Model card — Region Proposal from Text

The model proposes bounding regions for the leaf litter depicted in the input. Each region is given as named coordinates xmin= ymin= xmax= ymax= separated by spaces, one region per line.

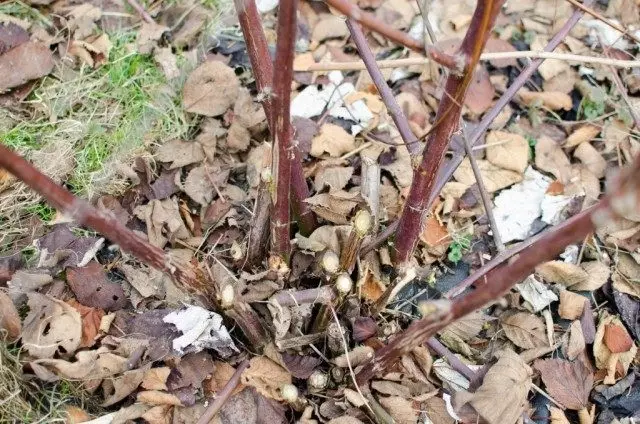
xmin=1 ymin=0 xmax=640 ymax=423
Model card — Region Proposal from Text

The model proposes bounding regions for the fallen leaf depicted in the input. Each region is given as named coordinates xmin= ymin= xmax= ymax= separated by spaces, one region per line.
xmin=485 ymin=131 xmax=529 ymax=173
xmin=0 ymin=290 xmax=20 ymax=342
xmin=184 ymin=165 xmax=229 ymax=206
xmin=314 ymin=166 xmax=354 ymax=191
xmin=155 ymin=139 xmax=205 ymax=169
xmin=67 ymin=299 xmax=104 ymax=348
xmin=66 ymin=262 xmax=128 ymax=312
xmin=535 ymin=136 xmax=572 ymax=183
xmin=241 ymin=356 xmax=292 ymax=401
xmin=141 ymin=405 xmax=172 ymax=424
xmin=136 ymin=22 xmax=169 ymax=54
xmin=22 ymin=293 xmax=82 ymax=359
xmin=534 ymin=358 xmax=593 ymax=410
xmin=465 ymin=66 xmax=495 ymax=115
xmin=281 ymin=352 xmax=322 ymax=379
xmin=305 ymin=191 xmax=361 ymax=224
xmin=549 ymin=407 xmax=571 ymax=424
xmin=120 ymin=263 xmax=164 ymax=299
xmin=453 ymin=158 xmax=522 ymax=192
xmin=420 ymin=215 xmax=451 ymax=251
xmin=519 ymin=90 xmax=573 ymax=110
xmin=226 ymin=121 xmax=251 ymax=153
xmin=378 ymin=396 xmax=417 ymax=424
xmin=0 ymin=41 xmax=54 ymax=91
xmin=501 ymin=312 xmax=548 ymax=349
xmin=570 ymin=261 xmax=610 ymax=291
xmin=574 ymin=142 xmax=607 ymax=179
xmin=163 ymin=305 xmax=238 ymax=357
xmin=515 ymin=275 xmax=558 ymax=313
xmin=558 ymin=290 xmax=587 ymax=320
xmin=613 ymin=290 xmax=640 ymax=339
xmin=423 ymin=396 xmax=455 ymax=424
xmin=32 ymin=349 xmax=128 ymax=380
xmin=64 ymin=406 xmax=90 ymax=423
xmin=142 ymin=367 xmax=172 ymax=391
xmin=564 ymin=125 xmax=601 ymax=149
xmin=183 ymin=61 xmax=240 ymax=116
xmin=66 ymin=3 xmax=101 ymax=39
xmin=134 ymin=198 xmax=191 ymax=248
xmin=166 ymin=351 xmax=214 ymax=391
xmin=593 ymin=314 xmax=637 ymax=381
xmin=205 ymin=360 xmax=244 ymax=396
xmin=566 ymin=320 xmax=586 ymax=360
xmin=453 ymin=349 xmax=532 ymax=424
xmin=536 ymin=261 xmax=588 ymax=287
xmin=484 ymin=37 xmax=517 ymax=67
xmin=154 ymin=47 xmax=180 ymax=80
xmin=311 ymin=124 xmax=356 ymax=158
xmin=311 ymin=14 xmax=349 ymax=43
xmin=217 ymin=387 xmax=287 ymax=424
xmin=102 ymin=369 xmax=145 ymax=406
xmin=137 ymin=390 xmax=183 ymax=406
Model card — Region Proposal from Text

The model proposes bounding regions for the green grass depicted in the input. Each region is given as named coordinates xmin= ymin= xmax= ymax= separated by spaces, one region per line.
xmin=578 ymin=97 xmax=606 ymax=121
xmin=24 ymin=202 xmax=55 ymax=222
xmin=448 ymin=234 xmax=473 ymax=264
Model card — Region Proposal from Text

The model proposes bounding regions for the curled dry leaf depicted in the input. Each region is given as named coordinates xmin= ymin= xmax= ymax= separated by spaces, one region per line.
xmin=574 ymin=142 xmax=607 ymax=179
xmin=102 ymin=369 xmax=145 ymax=406
xmin=155 ymin=139 xmax=205 ymax=169
xmin=22 ymin=293 xmax=82 ymax=359
xmin=0 ymin=290 xmax=21 ymax=342
xmin=137 ymin=390 xmax=183 ymax=406
xmin=311 ymin=124 xmax=356 ymax=158
xmin=558 ymin=290 xmax=587 ymax=320
xmin=378 ymin=396 xmax=418 ymax=424
xmin=501 ymin=312 xmax=548 ymax=349
xmin=536 ymin=261 xmax=588 ymax=287
xmin=32 ymin=349 xmax=128 ymax=380
xmin=311 ymin=14 xmax=349 ymax=43
xmin=534 ymin=358 xmax=593 ymax=410
xmin=0 ymin=42 xmax=54 ymax=92
xmin=535 ymin=136 xmax=572 ymax=183
xmin=593 ymin=314 xmax=637 ymax=382
xmin=453 ymin=158 xmax=522 ymax=192
xmin=453 ymin=349 xmax=532 ymax=424
xmin=570 ymin=261 xmax=611 ymax=291
xmin=142 ymin=367 xmax=171 ymax=391
xmin=241 ymin=356 xmax=292 ymax=401
xmin=67 ymin=299 xmax=104 ymax=348
xmin=485 ymin=131 xmax=529 ymax=174
xmin=515 ymin=275 xmax=558 ymax=313
xmin=519 ymin=90 xmax=573 ymax=111
xmin=564 ymin=125 xmax=601 ymax=149
xmin=183 ymin=61 xmax=240 ymax=116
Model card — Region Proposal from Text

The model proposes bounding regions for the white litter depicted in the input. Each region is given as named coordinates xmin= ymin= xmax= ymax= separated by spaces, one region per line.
xmin=516 ymin=274 xmax=558 ymax=312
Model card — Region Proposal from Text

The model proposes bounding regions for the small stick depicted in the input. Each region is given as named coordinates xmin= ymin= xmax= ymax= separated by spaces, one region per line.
xmin=245 ymin=170 xmax=272 ymax=266
xmin=324 ymin=0 xmax=459 ymax=70
xmin=125 ymin=0 xmax=154 ymax=24
xmin=271 ymin=286 xmax=336 ymax=307
xmin=340 ymin=209 xmax=373 ymax=272
xmin=293 ymin=50 xmax=640 ymax=72
xmin=425 ymin=337 xmax=476 ymax=380
xmin=460 ymin=124 xmax=505 ymax=252
xmin=360 ymin=156 xmax=381 ymax=229
xmin=346 ymin=18 xmax=422 ymax=157
xmin=600 ymin=38 xmax=640 ymax=129
xmin=197 ymin=359 xmax=250 ymax=424
xmin=564 ymin=0 xmax=640 ymax=45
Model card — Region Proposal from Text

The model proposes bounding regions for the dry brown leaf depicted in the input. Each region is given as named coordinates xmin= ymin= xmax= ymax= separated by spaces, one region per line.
xmin=315 ymin=166 xmax=354 ymax=191
xmin=378 ymin=396 xmax=417 ymax=424
xmin=501 ymin=312 xmax=548 ymax=349
xmin=441 ymin=310 xmax=490 ymax=341
xmin=206 ymin=361 xmax=245 ymax=396
xmin=327 ymin=418 xmax=365 ymax=424
xmin=519 ymin=90 xmax=573 ymax=110
xmin=536 ymin=261 xmax=588 ymax=287
xmin=570 ymin=261 xmax=611 ymax=291
xmin=134 ymin=198 xmax=191 ymax=248
xmin=184 ymin=165 xmax=229 ymax=206
xmin=549 ymin=406 xmax=571 ymax=424
xmin=484 ymin=37 xmax=517 ymax=67
xmin=0 ymin=290 xmax=20 ymax=342
xmin=226 ymin=121 xmax=251 ymax=153
xmin=0 ymin=41 xmax=54 ymax=91
xmin=137 ymin=390 xmax=183 ymax=406
xmin=593 ymin=314 xmax=637 ymax=379
xmin=612 ymin=272 xmax=640 ymax=299
xmin=381 ymin=146 xmax=413 ymax=187
xmin=155 ymin=139 xmax=205 ymax=169
xmin=574 ymin=142 xmax=607 ymax=179
xmin=305 ymin=191 xmax=361 ymax=224
xmin=453 ymin=349 xmax=532 ymax=424
xmin=311 ymin=124 xmax=356 ymax=158
xmin=141 ymin=405 xmax=172 ymax=424
xmin=566 ymin=320 xmax=586 ymax=360
xmin=534 ymin=358 xmax=593 ymax=410
xmin=66 ymin=262 xmax=127 ymax=312
xmin=564 ymin=125 xmax=601 ymax=149
xmin=423 ymin=396 xmax=454 ymax=424
xmin=453 ymin=158 xmax=522 ymax=192
xmin=22 ymin=293 xmax=82 ymax=359
xmin=136 ymin=22 xmax=168 ymax=54
xmin=311 ymin=14 xmax=349 ymax=43
xmin=535 ymin=136 xmax=572 ymax=183
xmin=142 ymin=367 xmax=172 ymax=391
xmin=183 ymin=61 xmax=240 ymax=116
xmin=419 ymin=216 xmax=450 ymax=251
xmin=241 ymin=356 xmax=292 ymax=401
xmin=64 ymin=406 xmax=90 ymax=423
xmin=67 ymin=299 xmax=104 ymax=348
xmin=558 ymin=290 xmax=586 ymax=320
xmin=601 ymin=119 xmax=628 ymax=154
xmin=33 ymin=349 xmax=128 ymax=380
xmin=465 ymin=66 xmax=495 ymax=115
xmin=102 ymin=369 xmax=145 ymax=406
xmin=485 ymin=131 xmax=529 ymax=173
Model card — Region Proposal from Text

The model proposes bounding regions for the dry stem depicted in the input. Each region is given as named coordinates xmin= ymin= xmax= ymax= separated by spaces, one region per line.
xmin=393 ymin=0 xmax=504 ymax=267
xmin=197 ymin=359 xmax=249 ymax=424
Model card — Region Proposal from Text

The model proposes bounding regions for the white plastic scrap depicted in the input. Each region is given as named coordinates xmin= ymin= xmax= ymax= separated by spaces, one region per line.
xmin=516 ymin=274 xmax=558 ymax=313
xmin=163 ymin=305 xmax=238 ymax=357
xmin=256 ymin=0 xmax=279 ymax=13
xmin=541 ymin=194 xmax=573 ymax=225
xmin=493 ymin=167 xmax=551 ymax=243
xmin=290 ymin=71 xmax=373 ymax=134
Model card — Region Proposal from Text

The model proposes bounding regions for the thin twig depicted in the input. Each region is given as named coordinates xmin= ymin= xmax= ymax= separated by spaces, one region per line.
xmin=346 ymin=18 xmax=422 ymax=156
xmin=460 ymin=124 xmax=505 ymax=252
xmin=294 ymin=50 xmax=640 ymax=72
xmin=600 ymin=40 xmax=640 ymax=129
xmin=125 ymin=0 xmax=154 ymax=24
xmin=359 ymin=0 xmax=594 ymax=256
xmin=356 ymin=152 xmax=640 ymax=383
xmin=564 ymin=0 xmax=640 ymax=45
xmin=324 ymin=0 xmax=460 ymax=71
xmin=197 ymin=360 xmax=250 ymax=424
xmin=425 ymin=337 xmax=476 ymax=380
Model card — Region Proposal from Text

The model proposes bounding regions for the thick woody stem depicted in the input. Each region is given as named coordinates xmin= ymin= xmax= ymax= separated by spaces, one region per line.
xmin=324 ymin=0 xmax=458 ymax=69
xmin=197 ymin=359 xmax=250 ymax=424
xmin=392 ymin=0 xmax=503 ymax=267
xmin=246 ymin=173 xmax=271 ymax=266
xmin=234 ymin=0 xmax=317 ymax=236
xmin=347 ymin=18 xmax=421 ymax=156
xmin=0 ymin=145 xmax=213 ymax=301
xmin=270 ymin=0 xmax=298 ymax=260
xmin=356 ymin=153 xmax=640 ymax=383
xmin=271 ymin=286 xmax=336 ymax=306
xmin=361 ymin=0 xmax=589 ymax=257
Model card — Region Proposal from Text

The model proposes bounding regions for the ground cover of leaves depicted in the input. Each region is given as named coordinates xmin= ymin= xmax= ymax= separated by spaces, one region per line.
xmin=0 ymin=0 xmax=639 ymax=423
